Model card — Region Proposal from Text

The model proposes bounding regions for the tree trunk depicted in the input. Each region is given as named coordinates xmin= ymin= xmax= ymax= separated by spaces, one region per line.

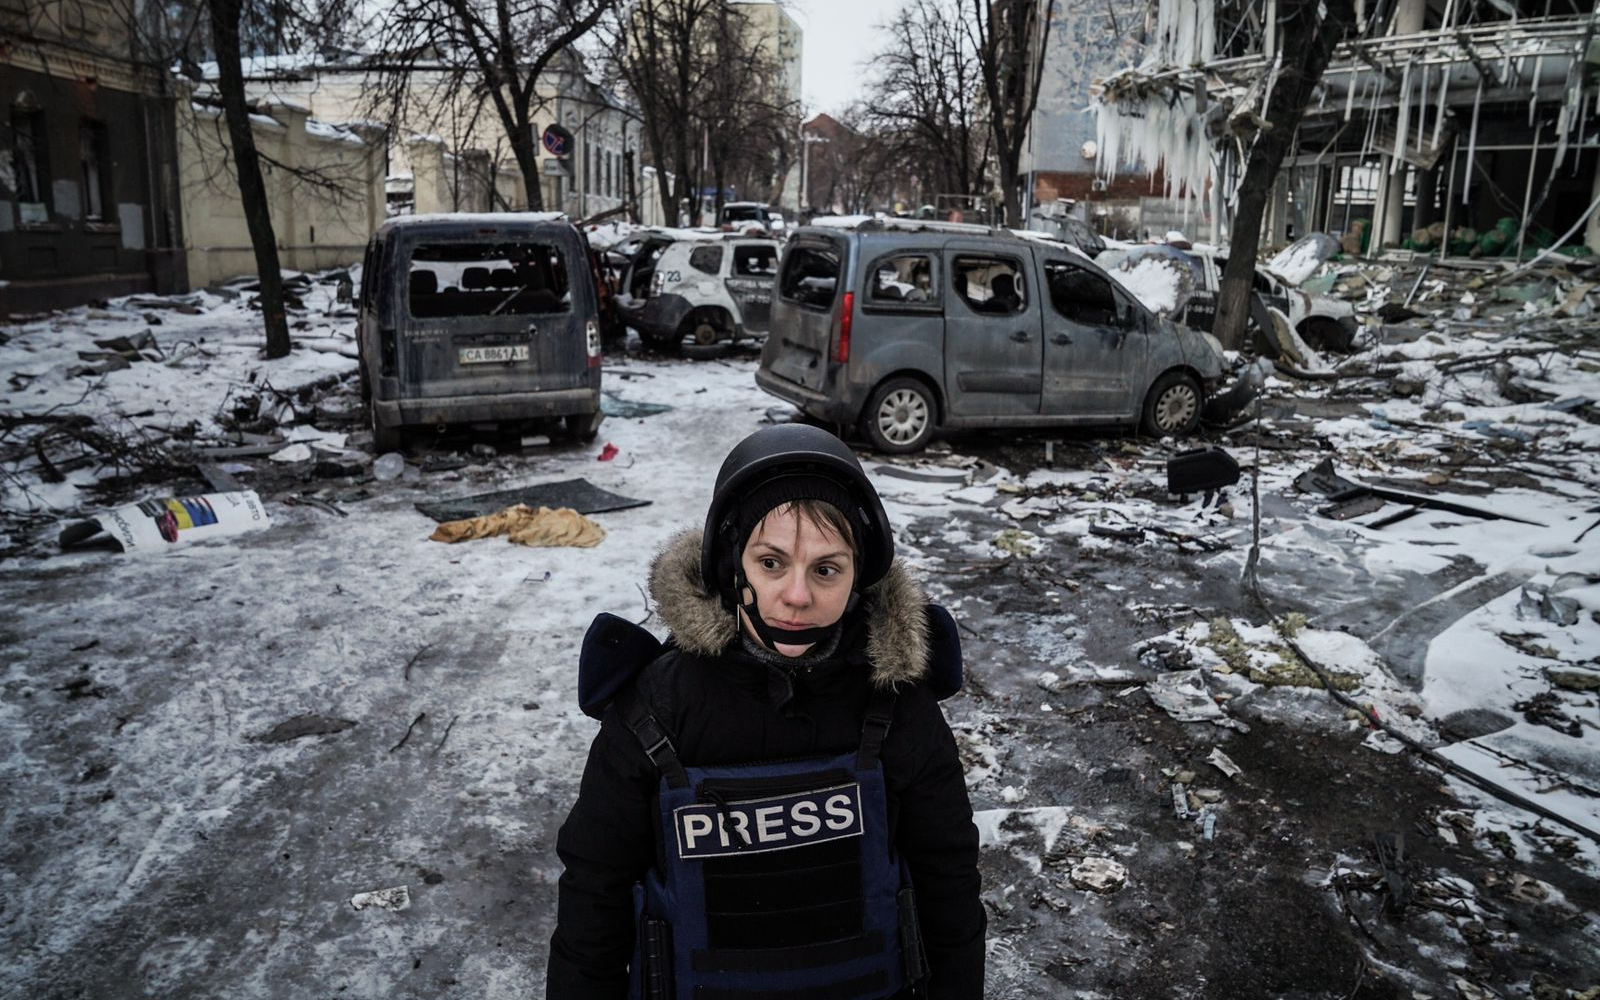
xmin=207 ymin=0 xmax=290 ymax=359
xmin=1213 ymin=0 xmax=1355 ymax=350
xmin=512 ymin=125 xmax=545 ymax=212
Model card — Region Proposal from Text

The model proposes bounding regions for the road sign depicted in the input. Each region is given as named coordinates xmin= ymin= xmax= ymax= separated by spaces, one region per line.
xmin=542 ymin=124 xmax=573 ymax=157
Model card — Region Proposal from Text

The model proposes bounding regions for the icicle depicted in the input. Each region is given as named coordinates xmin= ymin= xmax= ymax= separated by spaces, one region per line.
xmin=1432 ymin=64 xmax=1450 ymax=149
xmin=1393 ymin=60 xmax=1412 ymax=168
xmin=1417 ymin=65 xmax=1428 ymax=155
xmin=1344 ymin=66 xmax=1358 ymax=121
xmin=1529 ymin=56 xmax=1542 ymax=125
xmin=1464 ymin=76 xmax=1484 ymax=199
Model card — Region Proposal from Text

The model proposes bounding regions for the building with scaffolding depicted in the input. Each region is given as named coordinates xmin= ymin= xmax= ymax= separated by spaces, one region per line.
xmin=1095 ymin=0 xmax=1599 ymax=258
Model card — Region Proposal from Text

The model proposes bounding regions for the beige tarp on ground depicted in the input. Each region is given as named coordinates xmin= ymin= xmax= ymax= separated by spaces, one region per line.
xmin=428 ymin=504 xmax=606 ymax=548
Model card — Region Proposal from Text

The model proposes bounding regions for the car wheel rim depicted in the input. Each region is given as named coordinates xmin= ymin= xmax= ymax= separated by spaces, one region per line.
xmin=877 ymin=389 xmax=929 ymax=444
xmin=694 ymin=323 xmax=718 ymax=345
xmin=1155 ymin=384 xmax=1198 ymax=432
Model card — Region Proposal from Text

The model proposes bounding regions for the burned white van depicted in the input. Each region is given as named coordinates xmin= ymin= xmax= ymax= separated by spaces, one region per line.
xmin=356 ymin=215 xmax=603 ymax=451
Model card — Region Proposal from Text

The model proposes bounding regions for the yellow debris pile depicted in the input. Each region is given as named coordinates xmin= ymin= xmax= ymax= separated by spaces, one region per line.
xmin=1205 ymin=616 xmax=1361 ymax=691
xmin=428 ymin=504 xmax=606 ymax=548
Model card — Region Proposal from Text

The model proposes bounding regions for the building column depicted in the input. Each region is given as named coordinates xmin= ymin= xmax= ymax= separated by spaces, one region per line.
xmin=1394 ymin=0 xmax=1424 ymax=34
xmin=1373 ymin=154 xmax=1407 ymax=250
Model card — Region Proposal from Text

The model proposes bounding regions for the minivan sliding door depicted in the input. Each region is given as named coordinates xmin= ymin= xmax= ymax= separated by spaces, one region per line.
xmin=943 ymin=247 xmax=1042 ymax=417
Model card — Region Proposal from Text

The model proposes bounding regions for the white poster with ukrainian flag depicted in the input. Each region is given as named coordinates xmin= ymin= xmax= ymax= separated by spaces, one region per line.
xmin=96 ymin=491 xmax=270 ymax=553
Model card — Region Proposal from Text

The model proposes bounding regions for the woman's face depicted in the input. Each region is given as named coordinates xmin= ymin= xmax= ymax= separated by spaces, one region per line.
xmin=739 ymin=505 xmax=857 ymax=657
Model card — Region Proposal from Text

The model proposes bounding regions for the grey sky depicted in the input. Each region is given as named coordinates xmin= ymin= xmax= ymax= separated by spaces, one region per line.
xmin=789 ymin=0 xmax=892 ymax=116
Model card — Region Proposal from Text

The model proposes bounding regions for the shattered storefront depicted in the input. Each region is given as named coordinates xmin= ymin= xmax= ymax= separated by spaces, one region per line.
xmin=1096 ymin=0 xmax=1600 ymax=259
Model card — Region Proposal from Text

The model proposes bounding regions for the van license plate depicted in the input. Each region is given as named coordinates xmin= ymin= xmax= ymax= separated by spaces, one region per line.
xmin=458 ymin=345 xmax=528 ymax=364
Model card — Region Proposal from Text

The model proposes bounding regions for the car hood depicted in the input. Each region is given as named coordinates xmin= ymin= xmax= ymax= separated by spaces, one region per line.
xmin=1154 ymin=315 xmax=1227 ymax=376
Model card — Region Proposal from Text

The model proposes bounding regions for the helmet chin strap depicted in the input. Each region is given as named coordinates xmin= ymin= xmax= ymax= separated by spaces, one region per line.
xmin=734 ymin=569 xmax=847 ymax=652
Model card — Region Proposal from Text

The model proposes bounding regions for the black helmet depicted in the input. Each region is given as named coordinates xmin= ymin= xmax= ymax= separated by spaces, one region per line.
xmin=702 ymin=424 xmax=894 ymax=608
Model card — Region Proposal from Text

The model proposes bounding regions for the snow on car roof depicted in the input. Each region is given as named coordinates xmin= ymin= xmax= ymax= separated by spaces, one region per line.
xmin=381 ymin=212 xmax=569 ymax=229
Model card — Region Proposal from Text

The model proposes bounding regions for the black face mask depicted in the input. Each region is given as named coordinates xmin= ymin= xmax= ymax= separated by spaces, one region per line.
xmin=733 ymin=568 xmax=855 ymax=655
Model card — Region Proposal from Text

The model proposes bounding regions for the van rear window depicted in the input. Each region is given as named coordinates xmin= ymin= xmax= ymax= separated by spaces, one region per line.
xmin=780 ymin=245 xmax=841 ymax=309
xmin=408 ymin=241 xmax=569 ymax=318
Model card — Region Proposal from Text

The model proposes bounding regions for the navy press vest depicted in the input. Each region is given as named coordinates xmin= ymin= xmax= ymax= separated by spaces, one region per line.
xmin=576 ymin=608 xmax=967 ymax=1000
xmin=621 ymin=687 xmax=927 ymax=1000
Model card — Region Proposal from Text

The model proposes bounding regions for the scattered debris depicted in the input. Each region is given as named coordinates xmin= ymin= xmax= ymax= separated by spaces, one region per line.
xmin=1166 ymin=446 xmax=1240 ymax=496
xmin=58 ymin=491 xmax=271 ymax=554
xmin=597 ymin=443 xmax=619 ymax=461
xmin=1294 ymin=458 xmax=1546 ymax=527
xmin=1068 ymin=857 xmax=1127 ymax=893
xmin=349 ymin=885 xmax=411 ymax=912
xmin=428 ymin=504 xmax=606 ymax=548
xmin=1206 ymin=747 xmax=1241 ymax=779
xmin=1146 ymin=670 xmax=1249 ymax=732
xmin=413 ymin=478 xmax=649 ymax=522
xmin=252 ymin=714 xmax=357 ymax=743
xmin=1511 ymin=692 xmax=1583 ymax=738
xmin=1517 ymin=584 xmax=1581 ymax=627
xmin=1547 ymin=668 xmax=1600 ymax=692
xmin=992 ymin=528 xmax=1040 ymax=557
xmin=389 ymin=712 xmax=427 ymax=752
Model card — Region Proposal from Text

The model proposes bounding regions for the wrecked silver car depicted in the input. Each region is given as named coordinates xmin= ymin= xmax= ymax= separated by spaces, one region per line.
xmin=756 ymin=220 xmax=1248 ymax=452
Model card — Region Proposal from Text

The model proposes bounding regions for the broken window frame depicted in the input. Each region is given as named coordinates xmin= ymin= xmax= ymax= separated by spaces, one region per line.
xmin=688 ymin=244 xmax=724 ymax=275
xmin=863 ymin=251 xmax=941 ymax=311
xmin=11 ymin=105 xmax=49 ymax=224
xmin=79 ymin=119 xmax=111 ymax=223
xmin=405 ymin=240 xmax=572 ymax=319
xmin=1042 ymin=259 xmax=1132 ymax=329
xmin=951 ymin=254 xmax=1028 ymax=316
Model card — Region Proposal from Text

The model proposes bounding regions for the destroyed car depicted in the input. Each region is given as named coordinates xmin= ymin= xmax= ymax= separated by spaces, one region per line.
xmin=356 ymin=214 xmax=603 ymax=451
xmin=620 ymin=235 xmax=781 ymax=350
xmin=756 ymin=220 xmax=1240 ymax=452
xmin=718 ymin=201 xmax=784 ymax=232
xmin=1106 ymin=246 xmax=1358 ymax=352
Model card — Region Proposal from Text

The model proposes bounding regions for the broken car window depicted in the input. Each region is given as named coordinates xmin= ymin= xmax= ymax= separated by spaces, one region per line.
xmin=733 ymin=244 xmax=778 ymax=276
xmin=952 ymin=256 xmax=1026 ymax=315
xmin=1044 ymin=260 xmax=1123 ymax=327
xmin=868 ymin=254 xmax=937 ymax=306
xmin=689 ymin=245 xmax=724 ymax=275
xmin=780 ymin=244 xmax=842 ymax=309
xmin=407 ymin=242 xmax=570 ymax=318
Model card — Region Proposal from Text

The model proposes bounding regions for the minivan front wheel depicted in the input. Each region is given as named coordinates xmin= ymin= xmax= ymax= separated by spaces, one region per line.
xmin=864 ymin=378 xmax=937 ymax=453
xmin=1141 ymin=372 xmax=1203 ymax=437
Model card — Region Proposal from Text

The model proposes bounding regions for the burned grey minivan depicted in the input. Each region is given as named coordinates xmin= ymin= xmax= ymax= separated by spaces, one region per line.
xmin=357 ymin=214 xmax=603 ymax=451
xmin=755 ymin=221 xmax=1233 ymax=452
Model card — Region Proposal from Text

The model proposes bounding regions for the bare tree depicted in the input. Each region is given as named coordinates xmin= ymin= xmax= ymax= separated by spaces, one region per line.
xmin=699 ymin=5 xmax=796 ymax=217
xmin=1212 ymin=0 xmax=1357 ymax=349
xmin=206 ymin=0 xmax=291 ymax=357
xmin=369 ymin=0 xmax=616 ymax=212
xmin=610 ymin=0 xmax=791 ymax=224
xmin=967 ymin=0 xmax=1054 ymax=226
xmin=859 ymin=0 xmax=990 ymax=205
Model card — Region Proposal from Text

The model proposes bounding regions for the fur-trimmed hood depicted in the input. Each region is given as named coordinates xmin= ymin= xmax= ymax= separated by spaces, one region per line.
xmin=648 ymin=528 xmax=930 ymax=689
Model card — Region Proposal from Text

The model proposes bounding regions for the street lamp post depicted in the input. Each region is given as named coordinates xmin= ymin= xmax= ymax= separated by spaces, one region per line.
xmin=800 ymin=132 xmax=828 ymax=216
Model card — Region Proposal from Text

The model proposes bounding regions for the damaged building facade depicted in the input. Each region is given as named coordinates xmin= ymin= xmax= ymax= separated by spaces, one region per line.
xmin=0 ymin=0 xmax=186 ymax=313
xmin=1096 ymin=0 xmax=1600 ymax=258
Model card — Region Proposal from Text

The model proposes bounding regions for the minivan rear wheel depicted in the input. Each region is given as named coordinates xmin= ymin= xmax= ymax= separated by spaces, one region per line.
xmin=864 ymin=377 xmax=937 ymax=453
xmin=1141 ymin=372 xmax=1203 ymax=437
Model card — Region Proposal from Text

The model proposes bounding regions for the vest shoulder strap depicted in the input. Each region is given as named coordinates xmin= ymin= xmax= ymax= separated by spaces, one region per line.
xmin=618 ymin=683 xmax=690 ymax=789
xmin=856 ymin=688 xmax=897 ymax=770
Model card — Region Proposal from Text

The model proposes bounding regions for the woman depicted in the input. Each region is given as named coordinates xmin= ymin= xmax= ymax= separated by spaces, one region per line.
xmin=548 ymin=424 xmax=984 ymax=1000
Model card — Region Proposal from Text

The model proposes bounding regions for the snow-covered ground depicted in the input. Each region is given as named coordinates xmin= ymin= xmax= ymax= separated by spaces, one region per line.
xmin=2 ymin=268 xmax=1599 ymax=997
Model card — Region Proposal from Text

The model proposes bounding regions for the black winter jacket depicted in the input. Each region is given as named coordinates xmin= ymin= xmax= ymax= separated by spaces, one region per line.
xmin=546 ymin=529 xmax=986 ymax=1000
